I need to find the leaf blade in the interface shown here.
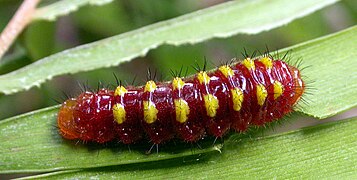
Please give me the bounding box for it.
[0,25,356,174]
[23,117,357,179]
[33,0,114,21]
[0,0,339,94]
[286,26,357,118]
[0,106,221,174]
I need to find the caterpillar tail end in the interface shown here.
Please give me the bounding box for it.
[57,98,80,140]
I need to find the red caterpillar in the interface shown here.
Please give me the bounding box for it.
[57,56,305,144]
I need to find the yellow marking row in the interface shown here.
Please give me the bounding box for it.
[243,57,282,105]
[197,71,221,117]
[144,80,157,92]
[113,86,128,124]
[113,57,283,125]
[242,58,255,70]
[172,77,185,90]
[203,94,219,118]
[231,88,244,111]
[143,81,158,124]
[273,81,284,100]
[219,65,245,112]
[243,57,274,70]
[256,84,268,106]
[259,57,273,69]
[172,78,190,123]
[114,86,128,97]
[256,81,284,105]
[174,99,190,123]
[219,65,234,78]
[113,104,126,124]
[143,100,158,124]
[197,71,210,84]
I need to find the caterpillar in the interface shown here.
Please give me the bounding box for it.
[57,55,305,145]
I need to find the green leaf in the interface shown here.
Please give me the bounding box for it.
[0,46,29,75]
[0,0,339,95]
[71,1,131,36]
[285,26,357,118]
[33,0,115,21]
[0,106,221,174]
[1,26,356,174]
[23,21,56,61]
[23,117,357,179]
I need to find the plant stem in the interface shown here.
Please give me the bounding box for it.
[0,0,41,60]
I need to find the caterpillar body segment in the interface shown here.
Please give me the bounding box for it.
[58,57,305,144]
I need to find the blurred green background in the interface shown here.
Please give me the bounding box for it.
[0,0,356,120]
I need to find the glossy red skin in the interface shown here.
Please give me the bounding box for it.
[73,89,116,143]
[171,81,205,142]
[141,84,175,144]
[226,65,254,132]
[195,71,231,138]
[57,59,304,144]
[113,87,143,144]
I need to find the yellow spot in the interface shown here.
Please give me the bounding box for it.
[197,71,210,84]
[273,81,284,100]
[144,81,157,92]
[259,57,273,69]
[231,88,244,111]
[203,94,219,117]
[242,58,255,70]
[219,65,234,78]
[113,104,126,124]
[256,84,268,106]
[143,101,158,124]
[172,77,185,91]
[174,99,190,123]
[114,86,128,97]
